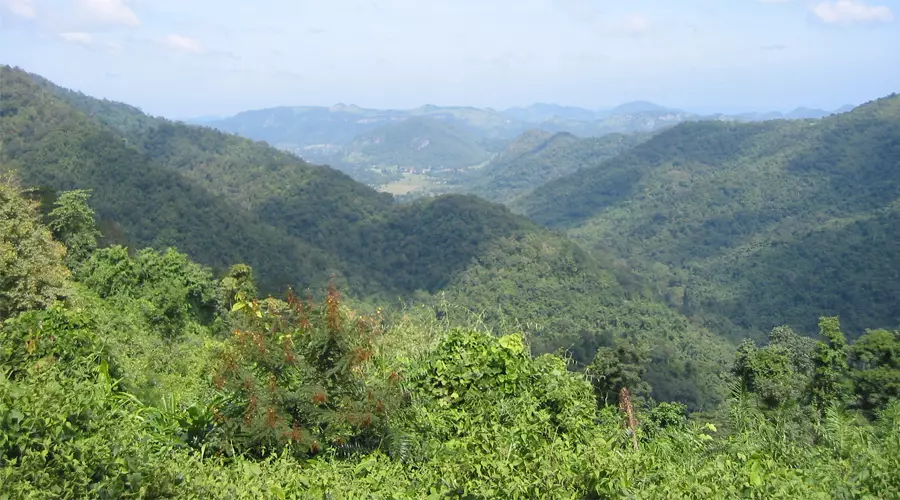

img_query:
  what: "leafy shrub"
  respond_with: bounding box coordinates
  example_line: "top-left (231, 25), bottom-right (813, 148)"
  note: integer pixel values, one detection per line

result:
top-left (212, 285), bottom-right (398, 457)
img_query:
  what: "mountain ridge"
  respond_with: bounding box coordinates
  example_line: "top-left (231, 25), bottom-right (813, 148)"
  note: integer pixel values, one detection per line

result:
top-left (516, 92), bottom-right (900, 339)
top-left (1, 65), bottom-right (733, 408)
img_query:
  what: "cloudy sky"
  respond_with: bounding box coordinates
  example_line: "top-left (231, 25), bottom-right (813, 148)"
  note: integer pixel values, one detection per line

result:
top-left (2, 0), bottom-right (898, 118)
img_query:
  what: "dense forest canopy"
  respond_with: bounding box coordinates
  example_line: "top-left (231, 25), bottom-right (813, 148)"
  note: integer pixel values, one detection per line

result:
top-left (515, 95), bottom-right (900, 341)
top-left (1, 64), bottom-right (899, 498)
top-left (1, 170), bottom-right (898, 497)
top-left (0, 65), bottom-right (739, 409)
top-left (452, 130), bottom-right (652, 204)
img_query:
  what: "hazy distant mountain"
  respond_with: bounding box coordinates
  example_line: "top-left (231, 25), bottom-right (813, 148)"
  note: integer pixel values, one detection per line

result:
top-left (537, 109), bottom-right (695, 137)
top-left (605, 101), bottom-right (679, 115)
top-left (341, 116), bottom-right (492, 169)
top-left (834, 104), bottom-right (856, 114)
top-left (502, 103), bottom-right (599, 123)
top-left (454, 130), bottom-right (651, 204)
top-left (199, 100), bottom-right (865, 185)
top-left (185, 115), bottom-right (225, 124)
top-left (785, 107), bottom-right (831, 119)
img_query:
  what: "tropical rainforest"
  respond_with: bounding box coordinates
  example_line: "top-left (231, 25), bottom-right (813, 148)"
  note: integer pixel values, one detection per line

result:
top-left (1, 64), bottom-right (899, 498)
top-left (515, 94), bottom-right (900, 342)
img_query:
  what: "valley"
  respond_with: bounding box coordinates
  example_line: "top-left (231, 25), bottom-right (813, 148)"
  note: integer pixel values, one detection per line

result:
top-left (1, 51), bottom-right (898, 497)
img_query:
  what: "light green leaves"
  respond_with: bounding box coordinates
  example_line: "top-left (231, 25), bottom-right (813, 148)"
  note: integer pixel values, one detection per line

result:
top-left (498, 333), bottom-right (524, 354)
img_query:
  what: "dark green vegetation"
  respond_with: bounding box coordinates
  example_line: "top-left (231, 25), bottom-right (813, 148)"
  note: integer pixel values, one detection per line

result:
top-left (2, 178), bottom-right (898, 497)
top-left (342, 116), bottom-right (493, 169)
top-left (3, 65), bottom-right (898, 498)
top-left (1, 66), bottom-right (739, 411)
top-left (516, 94), bottom-right (900, 342)
top-left (453, 130), bottom-right (650, 204)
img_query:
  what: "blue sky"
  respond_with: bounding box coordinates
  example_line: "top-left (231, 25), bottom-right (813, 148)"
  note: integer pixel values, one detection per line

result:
top-left (2, 0), bottom-right (898, 118)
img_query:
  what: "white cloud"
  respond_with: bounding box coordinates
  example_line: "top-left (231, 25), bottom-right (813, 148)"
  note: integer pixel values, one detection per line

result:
top-left (59, 31), bottom-right (94, 44)
top-left (105, 41), bottom-right (124, 55)
top-left (57, 31), bottom-right (123, 55)
top-left (163, 34), bottom-right (203, 54)
top-left (812, 0), bottom-right (893, 24)
top-left (78, 0), bottom-right (140, 26)
top-left (4, 0), bottom-right (36, 18)
top-left (624, 14), bottom-right (651, 36)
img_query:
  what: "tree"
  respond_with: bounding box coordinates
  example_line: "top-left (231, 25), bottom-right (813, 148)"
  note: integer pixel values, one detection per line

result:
top-left (588, 340), bottom-right (651, 406)
top-left (0, 174), bottom-right (70, 319)
top-left (811, 317), bottom-right (853, 410)
top-left (220, 263), bottom-right (258, 312)
top-left (48, 189), bottom-right (101, 268)
top-left (733, 339), bottom-right (801, 410)
top-left (850, 329), bottom-right (900, 411)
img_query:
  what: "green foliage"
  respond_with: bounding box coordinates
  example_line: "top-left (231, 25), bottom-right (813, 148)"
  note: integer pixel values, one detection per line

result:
top-left (734, 340), bottom-right (804, 410)
top-left (0, 175), bottom-right (70, 320)
top-left (4, 65), bottom-right (899, 498)
top-left (219, 264), bottom-right (258, 312)
top-left (458, 130), bottom-right (650, 204)
top-left (212, 285), bottom-right (397, 458)
top-left (0, 66), bottom-right (739, 412)
top-left (812, 317), bottom-right (854, 409)
top-left (850, 328), bottom-right (900, 411)
top-left (517, 95), bottom-right (900, 340)
top-left (1, 272), bottom-right (899, 498)
top-left (77, 246), bottom-right (219, 339)
top-left (432, 231), bottom-right (733, 410)
top-left (1, 65), bottom-right (342, 295)
top-left (587, 341), bottom-right (652, 406)
top-left (343, 116), bottom-right (492, 168)
top-left (47, 189), bottom-right (101, 268)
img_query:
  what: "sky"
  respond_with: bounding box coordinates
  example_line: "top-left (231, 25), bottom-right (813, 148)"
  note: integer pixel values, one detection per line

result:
top-left (1, 0), bottom-right (898, 119)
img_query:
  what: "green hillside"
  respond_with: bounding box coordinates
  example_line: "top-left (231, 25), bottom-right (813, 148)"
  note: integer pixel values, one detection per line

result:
top-left (1, 66), bottom-right (734, 409)
top-left (342, 116), bottom-right (493, 168)
top-left (2, 177), bottom-right (898, 497)
top-left (517, 94), bottom-right (900, 339)
top-left (458, 130), bottom-right (650, 203)
top-left (0, 66), bottom-right (341, 294)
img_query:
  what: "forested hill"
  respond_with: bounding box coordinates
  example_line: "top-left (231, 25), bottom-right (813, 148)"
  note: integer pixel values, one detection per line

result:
top-left (0, 65), bottom-right (735, 408)
top-left (342, 116), bottom-right (492, 168)
top-left (516, 94), bottom-right (900, 339)
top-left (0, 66), bottom-right (343, 293)
top-left (457, 130), bottom-right (650, 204)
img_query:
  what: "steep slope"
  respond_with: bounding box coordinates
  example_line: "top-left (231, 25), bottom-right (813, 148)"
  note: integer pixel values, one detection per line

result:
top-left (342, 116), bottom-right (492, 168)
top-left (3, 66), bottom-right (736, 408)
top-left (0, 66), bottom-right (341, 293)
top-left (458, 130), bottom-right (650, 203)
top-left (435, 230), bottom-right (732, 407)
top-left (518, 94), bottom-right (900, 339)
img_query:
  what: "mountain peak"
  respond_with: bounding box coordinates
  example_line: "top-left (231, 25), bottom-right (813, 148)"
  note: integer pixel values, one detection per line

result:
top-left (609, 101), bottom-right (674, 114)
top-left (330, 103), bottom-right (364, 113)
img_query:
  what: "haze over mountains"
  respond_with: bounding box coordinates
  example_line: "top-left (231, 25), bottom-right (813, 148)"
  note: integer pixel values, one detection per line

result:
top-left (2, 64), bottom-right (898, 498)
top-left (1, 65), bottom-right (733, 408)
top-left (180, 79), bottom-right (900, 347)
top-left (4, 0), bottom-right (900, 493)
top-left (195, 100), bottom-right (855, 187)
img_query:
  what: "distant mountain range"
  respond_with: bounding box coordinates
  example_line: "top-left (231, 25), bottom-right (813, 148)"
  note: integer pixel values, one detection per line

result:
top-left (192, 101), bottom-right (857, 185)
top-left (2, 65), bottom-right (734, 407)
